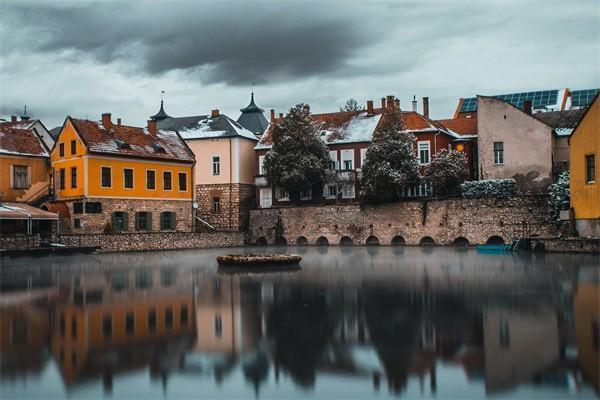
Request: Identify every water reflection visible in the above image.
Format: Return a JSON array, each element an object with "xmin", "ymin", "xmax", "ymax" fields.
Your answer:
[{"xmin": 0, "ymin": 247, "xmax": 598, "ymax": 399}]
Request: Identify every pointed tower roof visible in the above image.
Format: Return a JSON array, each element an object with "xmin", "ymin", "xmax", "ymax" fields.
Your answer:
[
  {"xmin": 150, "ymin": 100, "xmax": 171, "ymax": 121},
  {"xmin": 237, "ymin": 93, "xmax": 268, "ymax": 134}
]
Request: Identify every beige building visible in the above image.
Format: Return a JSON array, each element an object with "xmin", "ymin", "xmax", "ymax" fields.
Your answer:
[{"xmin": 154, "ymin": 104, "xmax": 258, "ymax": 231}]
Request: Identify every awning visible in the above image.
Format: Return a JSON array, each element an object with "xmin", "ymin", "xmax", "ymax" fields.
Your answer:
[{"xmin": 0, "ymin": 203, "xmax": 59, "ymax": 220}]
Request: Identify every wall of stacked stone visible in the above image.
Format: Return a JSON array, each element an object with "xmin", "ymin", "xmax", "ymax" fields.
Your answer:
[
  {"xmin": 249, "ymin": 195, "xmax": 561, "ymax": 246},
  {"xmin": 62, "ymin": 198, "xmax": 193, "ymax": 233},
  {"xmin": 0, "ymin": 234, "xmax": 41, "ymax": 250},
  {"xmin": 59, "ymin": 231, "xmax": 243, "ymax": 252},
  {"xmin": 196, "ymin": 183, "xmax": 255, "ymax": 231},
  {"xmin": 531, "ymin": 237, "xmax": 599, "ymax": 254}
]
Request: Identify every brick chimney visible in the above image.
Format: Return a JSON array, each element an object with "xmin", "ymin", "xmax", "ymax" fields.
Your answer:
[
  {"xmin": 270, "ymin": 109, "xmax": 275, "ymax": 122},
  {"xmin": 387, "ymin": 95, "xmax": 395, "ymax": 109},
  {"xmin": 395, "ymin": 99, "xmax": 400, "ymax": 110},
  {"xmin": 147, "ymin": 119, "xmax": 157, "ymax": 137},
  {"xmin": 11, "ymin": 115, "xmax": 17, "ymax": 123},
  {"xmin": 381, "ymin": 97, "xmax": 386, "ymax": 110},
  {"xmin": 523, "ymin": 100, "xmax": 532, "ymax": 115},
  {"xmin": 101, "ymin": 113, "xmax": 112, "ymax": 131},
  {"xmin": 367, "ymin": 100, "xmax": 374, "ymax": 115},
  {"xmin": 422, "ymin": 97, "xmax": 429, "ymax": 119},
  {"xmin": 211, "ymin": 109, "xmax": 220, "ymax": 118}
]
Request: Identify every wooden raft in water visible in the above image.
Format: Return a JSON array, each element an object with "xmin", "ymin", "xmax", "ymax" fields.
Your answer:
[{"xmin": 216, "ymin": 254, "xmax": 302, "ymax": 266}]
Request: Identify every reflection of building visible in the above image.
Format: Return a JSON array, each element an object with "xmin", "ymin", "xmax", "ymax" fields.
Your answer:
[
  {"xmin": 50, "ymin": 267, "xmax": 195, "ymax": 384},
  {"xmin": 574, "ymin": 281, "xmax": 599, "ymax": 393},
  {"xmin": 483, "ymin": 309, "xmax": 560, "ymax": 393}
]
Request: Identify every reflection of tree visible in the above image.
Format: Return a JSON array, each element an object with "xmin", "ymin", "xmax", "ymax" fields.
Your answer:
[
  {"xmin": 266, "ymin": 287, "xmax": 335, "ymax": 388},
  {"xmin": 243, "ymin": 351, "xmax": 270, "ymax": 397}
]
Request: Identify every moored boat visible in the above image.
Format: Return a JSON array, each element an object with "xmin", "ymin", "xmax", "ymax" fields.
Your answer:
[
  {"xmin": 476, "ymin": 244, "xmax": 511, "ymax": 253},
  {"xmin": 216, "ymin": 254, "xmax": 302, "ymax": 266}
]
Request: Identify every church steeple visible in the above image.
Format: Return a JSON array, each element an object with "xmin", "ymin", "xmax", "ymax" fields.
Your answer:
[{"xmin": 150, "ymin": 91, "xmax": 171, "ymax": 121}]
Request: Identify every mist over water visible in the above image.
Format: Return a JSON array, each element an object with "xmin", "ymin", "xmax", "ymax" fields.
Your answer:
[{"xmin": 1, "ymin": 247, "xmax": 598, "ymax": 399}]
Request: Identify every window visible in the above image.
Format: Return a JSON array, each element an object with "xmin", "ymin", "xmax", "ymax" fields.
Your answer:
[
  {"xmin": 258, "ymin": 155, "xmax": 266, "ymax": 175},
  {"xmin": 300, "ymin": 189, "xmax": 312, "ymax": 200},
  {"xmin": 102, "ymin": 315, "xmax": 112, "ymax": 339},
  {"xmin": 146, "ymin": 170, "xmax": 156, "ymax": 190},
  {"xmin": 163, "ymin": 171, "xmax": 172, "ymax": 190},
  {"xmin": 135, "ymin": 211, "xmax": 152, "ymax": 231},
  {"xmin": 73, "ymin": 202, "xmax": 83, "ymax": 214},
  {"xmin": 212, "ymin": 156, "xmax": 221, "ymax": 175},
  {"xmin": 586, "ymin": 154, "xmax": 596, "ymax": 183},
  {"xmin": 180, "ymin": 305, "xmax": 189, "ymax": 326},
  {"xmin": 160, "ymin": 212, "xmax": 176, "ymax": 230},
  {"xmin": 325, "ymin": 184, "xmax": 337, "ymax": 199},
  {"xmin": 494, "ymin": 142, "xmax": 504, "ymax": 164},
  {"xmin": 59, "ymin": 143, "xmax": 65, "ymax": 157},
  {"xmin": 112, "ymin": 271, "xmax": 128, "ymax": 291},
  {"xmin": 123, "ymin": 168, "xmax": 134, "ymax": 189},
  {"xmin": 499, "ymin": 320, "xmax": 510, "ymax": 348},
  {"xmin": 136, "ymin": 269, "xmax": 152, "ymax": 289},
  {"xmin": 212, "ymin": 197, "xmax": 221, "ymax": 213},
  {"xmin": 70, "ymin": 140, "xmax": 76, "ymax": 155},
  {"xmin": 418, "ymin": 141, "xmax": 430, "ymax": 165},
  {"xmin": 341, "ymin": 149, "xmax": 354, "ymax": 170},
  {"xmin": 342, "ymin": 184, "xmax": 355, "ymax": 199},
  {"xmin": 101, "ymin": 167, "xmax": 111, "ymax": 188},
  {"xmin": 178, "ymin": 172, "xmax": 187, "ymax": 191},
  {"xmin": 12, "ymin": 165, "xmax": 29, "ymax": 189},
  {"xmin": 73, "ymin": 218, "xmax": 81, "ymax": 229},
  {"xmin": 276, "ymin": 187, "xmax": 289, "ymax": 201},
  {"xmin": 85, "ymin": 201, "xmax": 102, "ymax": 213},
  {"xmin": 112, "ymin": 211, "xmax": 128, "ymax": 232},
  {"xmin": 165, "ymin": 307, "xmax": 173, "ymax": 330},
  {"xmin": 259, "ymin": 188, "xmax": 272, "ymax": 208},
  {"xmin": 70, "ymin": 167, "xmax": 77, "ymax": 189},
  {"xmin": 161, "ymin": 268, "xmax": 175, "ymax": 286},
  {"xmin": 125, "ymin": 312, "xmax": 134, "ymax": 336},
  {"xmin": 360, "ymin": 148, "xmax": 367, "ymax": 169},
  {"xmin": 214, "ymin": 315, "xmax": 222, "ymax": 338},
  {"xmin": 148, "ymin": 310, "xmax": 157, "ymax": 333},
  {"xmin": 329, "ymin": 151, "xmax": 339, "ymax": 170},
  {"xmin": 59, "ymin": 169, "xmax": 66, "ymax": 190}
]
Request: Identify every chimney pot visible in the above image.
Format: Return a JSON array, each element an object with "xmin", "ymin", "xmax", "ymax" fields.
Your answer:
[
  {"xmin": 270, "ymin": 109, "xmax": 275, "ymax": 122},
  {"xmin": 367, "ymin": 100, "xmax": 374, "ymax": 115},
  {"xmin": 211, "ymin": 109, "xmax": 220, "ymax": 118},
  {"xmin": 101, "ymin": 113, "xmax": 112, "ymax": 130},
  {"xmin": 422, "ymin": 97, "xmax": 430, "ymax": 119},
  {"xmin": 117, "ymin": 118, "xmax": 122, "ymax": 125},
  {"xmin": 395, "ymin": 99, "xmax": 400, "ymax": 110},
  {"xmin": 279, "ymin": 113, "xmax": 284, "ymax": 118},
  {"xmin": 147, "ymin": 119, "xmax": 157, "ymax": 136},
  {"xmin": 412, "ymin": 96, "xmax": 418, "ymax": 112},
  {"xmin": 381, "ymin": 97, "xmax": 386, "ymax": 110},
  {"xmin": 11, "ymin": 115, "xmax": 17, "ymax": 123},
  {"xmin": 387, "ymin": 95, "xmax": 395, "ymax": 109},
  {"xmin": 523, "ymin": 100, "xmax": 532, "ymax": 115}
]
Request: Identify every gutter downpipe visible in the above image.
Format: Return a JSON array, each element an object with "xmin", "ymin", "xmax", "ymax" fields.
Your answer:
[{"xmin": 229, "ymin": 138, "xmax": 233, "ymax": 231}]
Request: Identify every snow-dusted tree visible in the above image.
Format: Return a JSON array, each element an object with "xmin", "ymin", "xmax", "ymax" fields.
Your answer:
[
  {"xmin": 360, "ymin": 108, "xmax": 420, "ymax": 203},
  {"xmin": 548, "ymin": 171, "xmax": 569, "ymax": 221},
  {"xmin": 425, "ymin": 149, "xmax": 468, "ymax": 196},
  {"xmin": 340, "ymin": 98, "xmax": 363, "ymax": 112},
  {"xmin": 264, "ymin": 104, "xmax": 329, "ymax": 200}
]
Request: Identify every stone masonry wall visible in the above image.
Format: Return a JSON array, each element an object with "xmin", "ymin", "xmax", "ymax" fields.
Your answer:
[
  {"xmin": 196, "ymin": 183, "xmax": 254, "ymax": 231},
  {"xmin": 59, "ymin": 231, "xmax": 243, "ymax": 252},
  {"xmin": 249, "ymin": 195, "xmax": 560, "ymax": 246},
  {"xmin": 62, "ymin": 198, "xmax": 193, "ymax": 234},
  {"xmin": 0, "ymin": 234, "xmax": 41, "ymax": 250}
]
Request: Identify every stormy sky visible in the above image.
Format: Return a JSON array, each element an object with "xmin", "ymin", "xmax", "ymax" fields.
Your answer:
[{"xmin": 1, "ymin": 0, "xmax": 598, "ymax": 128}]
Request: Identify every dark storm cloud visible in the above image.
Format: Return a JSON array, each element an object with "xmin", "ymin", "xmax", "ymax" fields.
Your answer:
[{"xmin": 2, "ymin": 2, "xmax": 385, "ymax": 85}]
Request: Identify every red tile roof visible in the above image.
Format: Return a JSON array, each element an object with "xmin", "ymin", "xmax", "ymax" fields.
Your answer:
[
  {"xmin": 68, "ymin": 117, "xmax": 194, "ymax": 163},
  {"xmin": 0, "ymin": 121, "xmax": 49, "ymax": 157},
  {"xmin": 436, "ymin": 117, "xmax": 478, "ymax": 136}
]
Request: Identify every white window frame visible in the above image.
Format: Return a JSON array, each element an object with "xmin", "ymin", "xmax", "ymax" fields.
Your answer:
[
  {"xmin": 329, "ymin": 151, "xmax": 339, "ymax": 170},
  {"xmin": 101, "ymin": 166, "xmax": 112, "ymax": 188},
  {"xmin": 163, "ymin": 170, "xmax": 173, "ymax": 191},
  {"xmin": 12, "ymin": 165, "xmax": 30, "ymax": 189},
  {"xmin": 418, "ymin": 141, "xmax": 430, "ymax": 165},
  {"xmin": 258, "ymin": 155, "xmax": 266, "ymax": 175},
  {"xmin": 178, "ymin": 172, "xmax": 188, "ymax": 192},
  {"xmin": 494, "ymin": 142, "xmax": 504, "ymax": 165},
  {"xmin": 359, "ymin": 148, "xmax": 367, "ymax": 170},
  {"xmin": 276, "ymin": 187, "xmax": 290, "ymax": 201},
  {"xmin": 342, "ymin": 184, "xmax": 355, "ymax": 199},
  {"xmin": 324, "ymin": 184, "xmax": 337, "ymax": 199},
  {"xmin": 123, "ymin": 168, "xmax": 134, "ymax": 190},
  {"xmin": 259, "ymin": 188, "xmax": 272, "ymax": 208},
  {"xmin": 341, "ymin": 149, "xmax": 354, "ymax": 170},
  {"xmin": 212, "ymin": 155, "xmax": 221, "ymax": 176}
]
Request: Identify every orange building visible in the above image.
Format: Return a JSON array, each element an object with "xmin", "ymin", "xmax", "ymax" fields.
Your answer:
[{"xmin": 50, "ymin": 114, "xmax": 195, "ymax": 233}]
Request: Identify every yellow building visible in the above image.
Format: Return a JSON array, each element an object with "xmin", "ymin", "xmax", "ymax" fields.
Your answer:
[
  {"xmin": 50, "ymin": 114, "xmax": 195, "ymax": 233},
  {"xmin": 569, "ymin": 94, "xmax": 600, "ymax": 237},
  {"xmin": 0, "ymin": 117, "xmax": 54, "ymax": 203}
]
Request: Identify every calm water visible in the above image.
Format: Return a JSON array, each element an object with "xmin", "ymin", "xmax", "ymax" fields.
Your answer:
[{"xmin": 0, "ymin": 247, "xmax": 598, "ymax": 399}]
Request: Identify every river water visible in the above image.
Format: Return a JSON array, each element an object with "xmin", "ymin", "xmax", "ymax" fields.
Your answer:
[{"xmin": 0, "ymin": 246, "xmax": 598, "ymax": 399}]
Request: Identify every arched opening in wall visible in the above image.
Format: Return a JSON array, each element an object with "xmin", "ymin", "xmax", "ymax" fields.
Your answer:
[
  {"xmin": 255, "ymin": 237, "xmax": 267, "ymax": 246},
  {"xmin": 275, "ymin": 236, "xmax": 288, "ymax": 246},
  {"xmin": 419, "ymin": 236, "xmax": 435, "ymax": 246},
  {"xmin": 316, "ymin": 237, "xmax": 329, "ymax": 246},
  {"xmin": 339, "ymin": 236, "xmax": 354, "ymax": 246},
  {"xmin": 486, "ymin": 236, "xmax": 505, "ymax": 245},
  {"xmin": 365, "ymin": 236, "xmax": 380, "ymax": 246},
  {"xmin": 452, "ymin": 237, "xmax": 469, "ymax": 247},
  {"xmin": 296, "ymin": 236, "xmax": 308, "ymax": 246},
  {"xmin": 534, "ymin": 242, "xmax": 546, "ymax": 253},
  {"xmin": 391, "ymin": 236, "xmax": 406, "ymax": 246}
]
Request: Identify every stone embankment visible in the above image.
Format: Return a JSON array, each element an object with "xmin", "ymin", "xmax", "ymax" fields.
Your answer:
[{"xmin": 249, "ymin": 195, "xmax": 599, "ymax": 253}]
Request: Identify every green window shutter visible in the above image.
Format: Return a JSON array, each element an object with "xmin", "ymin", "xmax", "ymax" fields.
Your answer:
[
  {"xmin": 171, "ymin": 212, "xmax": 176, "ymax": 230},
  {"xmin": 147, "ymin": 212, "xmax": 153, "ymax": 231},
  {"xmin": 111, "ymin": 212, "xmax": 117, "ymax": 231},
  {"xmin": 135, "ymin": 213, "xmax": 140, "ymax": 231},
  {"xmin": 160, "ymin": 212, "xmax": 165, "ymax": 230}
]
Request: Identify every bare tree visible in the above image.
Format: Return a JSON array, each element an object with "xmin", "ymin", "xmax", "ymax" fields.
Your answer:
[{"xmin": 340, "ymin": 98, "xmax": 363, "ymax": 112}]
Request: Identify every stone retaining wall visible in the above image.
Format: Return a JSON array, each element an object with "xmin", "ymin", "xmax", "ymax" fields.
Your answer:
[
  {"xmin": 249, "ymin": 195, "xmax": 560, "ymax": 247},
  {"xmin": 531, "ymin": 237, "xmax": 600, "ymax": 254},
  {"xmin": 0, "ymin": 234, "xmax": 41, "ymax": 250},
  {"xmin": 59, "ymin": 231, "xmax": 243, "ymax": 252}
]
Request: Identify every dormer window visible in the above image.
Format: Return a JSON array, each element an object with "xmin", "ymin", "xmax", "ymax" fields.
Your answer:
[
  {"xmin": 151, "ymin": 144, "xmax": 166, "ymax": 153},
  {"xmin": 114, "ymin": 139, "xmax": 130, "ymax": 149}
]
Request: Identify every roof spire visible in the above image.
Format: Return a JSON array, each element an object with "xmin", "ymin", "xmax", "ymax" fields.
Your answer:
[
  {"xmin": 150, "ymin": 90, "xmax": 170, "ymax": 121},
  {"xmin": 20, "ymin": 104, "xmax": 31, "ymax": 121}
]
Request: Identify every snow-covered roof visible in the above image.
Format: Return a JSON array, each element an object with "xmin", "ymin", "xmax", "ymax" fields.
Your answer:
[
  {"xmin": 160, "ymin": 114, "xmax": 258, "ymax": 141},
  {"xmin": 554, "ymin": 128, "xmax": 573, "ymax": 137},
  {"xmin": 0, "ymin": 120, "xmax": 50, "ymax": 157},
  {"xmin": 322, "ymin": 112, "xmax": 382, "ymax": 144}
]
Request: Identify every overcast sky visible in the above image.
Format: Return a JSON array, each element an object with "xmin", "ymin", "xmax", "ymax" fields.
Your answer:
[{"xmin": 1, "ymin": 0, "xmax": 598, "ymax": 128}]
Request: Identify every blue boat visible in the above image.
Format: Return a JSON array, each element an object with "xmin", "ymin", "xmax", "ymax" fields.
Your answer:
[{"xmin": 476, "ymin": 244, "xmax": 511, "ymax": 253}]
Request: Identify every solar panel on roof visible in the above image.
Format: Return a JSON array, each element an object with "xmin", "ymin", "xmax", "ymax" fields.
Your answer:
[
  {"xmin": 460, "ymin": 89, "xmax": 560, "ymax": 113},
  {"xmin": 571, "ymin": 88, "xmax": 599, "ymax": 107}
]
